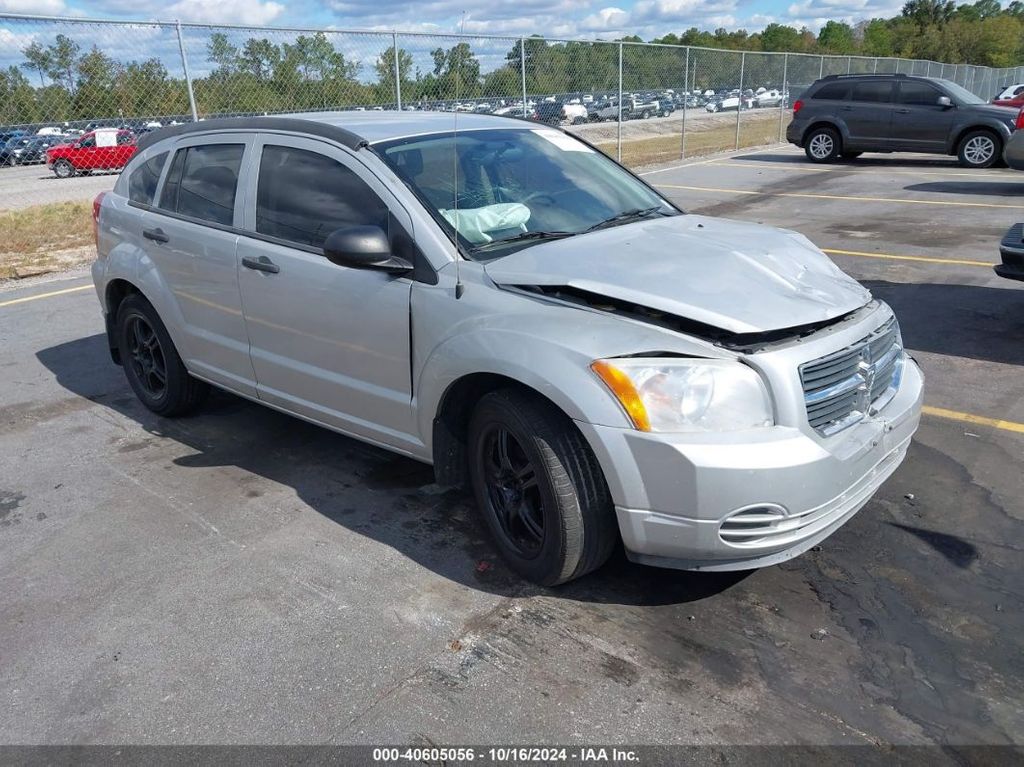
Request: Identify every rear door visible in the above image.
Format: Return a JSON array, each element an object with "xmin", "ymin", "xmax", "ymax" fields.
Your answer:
[
  {"xmin": 236, "ymin": 134, "xmax": 419, "ymax": 452},
  {"xmin": 890, "ymin": 79, "xmax": 956, "ymax": 151},
  {"xmin": 144, "ymin": 134, "xmax": 257, "ymax": 396},
  {"xmin": 842, "ymin": 80, "xmax": 895, "ymax": 148}
]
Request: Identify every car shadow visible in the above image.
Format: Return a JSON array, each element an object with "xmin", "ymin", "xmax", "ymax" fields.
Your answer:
[
  {"xmin": 733, "ymin": 151, "xmax": 1016, "ymax": 171},
  {"xmin": 36, "ymin": 333, "xmax": 749, "ymax": 608},
  {"xmin": 863, "ymin": 280, "xmax": 1024, "ymax": 366},
  {"xmin": 904, "ymin": 181, "xmax": 1024, "ymax": 197}
]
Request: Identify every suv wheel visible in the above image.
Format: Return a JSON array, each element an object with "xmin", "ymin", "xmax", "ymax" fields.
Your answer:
[
  {"xmin": 957, "ymin": 130, "xmax": 1001, "ymax": 168},
  {"xmin": 116, "ymin": 294, "xmax": 209, "ymax": 417},
  {"xmin": 468, "ymin": 389, "xmax": 617, "ymax": 586},
  {"xmin": 52, "ymin": 159, "xmax": 75, "ymax": 178},
  {"xmin": 805, "ymin": 126, "xmax": 841, "ymax": 163}
]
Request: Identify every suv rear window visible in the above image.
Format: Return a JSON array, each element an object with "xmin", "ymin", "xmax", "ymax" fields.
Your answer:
[
  {"xmin": 852, "ymin": 81, "xmax": 893, "ymax": 103},
  {"xmin": 813, "ymin": 82, "xmax": 850, "ymax": 101},
  {"xmin": 255, "ymin": 145, "xmax": 388, "ymax": 249},
  {"xmin": 128, "ymin": 151, "xmax": 167, "ymax": 205},
  {"xmin": 159, "ymin": 144, "xmax": 244, "ymax": 227}
]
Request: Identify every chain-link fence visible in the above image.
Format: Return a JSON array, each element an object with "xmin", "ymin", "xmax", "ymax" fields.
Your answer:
[{"xmin": 3, "ymin": 12, "xmax": 1024, "ymax": 170}]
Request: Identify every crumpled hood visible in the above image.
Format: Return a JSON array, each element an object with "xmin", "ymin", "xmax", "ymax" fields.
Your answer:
[{"xmin": 483, "ymin": 214, "xmax": 871, "ymax": 334}]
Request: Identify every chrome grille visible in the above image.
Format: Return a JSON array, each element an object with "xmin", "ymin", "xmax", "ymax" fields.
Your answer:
[{"xmin": 800, "ymin": 317, "xmax": 903, "ymax": 436}]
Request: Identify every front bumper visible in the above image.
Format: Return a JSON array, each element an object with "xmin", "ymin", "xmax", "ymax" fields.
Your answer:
[{"xmin": 576, "ymin": 358, "xmax": 924, "ymax": 571}]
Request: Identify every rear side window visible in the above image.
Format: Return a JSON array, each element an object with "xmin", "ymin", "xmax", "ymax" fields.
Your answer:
[
  {"xmin": 127, "ymin": 151, "xmax": 167, "ymax": 205},
  {"xmin": 255, "ymin": 145, "xmax": 388, "ymax": 249},
  {"xmin": 897, "ymin": 81, "xmax": 942, "ymax": 106},
  {"xmin": 852, "ymin": 81, "xmax": 893, "ymax": 103},
  {"xmin": 159, "ymin": 144, "xmax": 244, "ymax": 226},
  {"xmin": 813, "ymin": 82, "xmax": 850, "ymax": 101}
]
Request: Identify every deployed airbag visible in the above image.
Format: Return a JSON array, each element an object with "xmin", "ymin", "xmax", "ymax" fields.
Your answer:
[{"xmin": 440, "ymin": 203, "xmax": 531, "ymax": 244}]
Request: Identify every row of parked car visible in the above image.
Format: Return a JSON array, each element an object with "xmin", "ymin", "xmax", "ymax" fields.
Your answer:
[{"xmin": 0, "ymin": 127, "xmax": 139, "ymax": 177}]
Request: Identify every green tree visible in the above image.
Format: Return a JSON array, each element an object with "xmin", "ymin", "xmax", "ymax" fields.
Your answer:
[
  {"xmin": 817, "ymin": 21, "xmax": 856, "ymax": 53},
  {"xmin": 21, "ymin": 41, "xmax": 51, "ymax": 87},
  {"xmin": 760, "ymin": 24, "xmax": 804, "ymax": 52},
  {"xmin": 207, "ymin": 33, "xmax": 240, "ymax": 78}
]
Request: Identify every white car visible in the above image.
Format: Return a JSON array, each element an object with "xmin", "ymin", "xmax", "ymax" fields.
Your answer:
[
  {"xmin": 995, "ymin": 83, "xmax": 1024, "ymax": 100},
  {"xmin": 754, "ymin": 89, "xmax": 785, "ymax": 108}
]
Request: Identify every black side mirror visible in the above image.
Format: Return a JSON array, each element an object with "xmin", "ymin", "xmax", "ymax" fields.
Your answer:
[
  {"xmin": 322, "ymin": 225, "xmax": 413, "ymax": 274},
  {"xmin": 937, "ymin": 96, "xmax": 953, "ymax": 108}
]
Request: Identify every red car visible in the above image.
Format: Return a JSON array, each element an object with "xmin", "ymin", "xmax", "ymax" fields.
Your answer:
[{"xmin": 46, "ymin": 129, "xmax": 137, "ymax": 178}]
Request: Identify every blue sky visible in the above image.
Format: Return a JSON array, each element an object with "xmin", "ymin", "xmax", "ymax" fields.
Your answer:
[{"xmin": 0, "ymin": 0, "xmax": 906, "ymax": 37}]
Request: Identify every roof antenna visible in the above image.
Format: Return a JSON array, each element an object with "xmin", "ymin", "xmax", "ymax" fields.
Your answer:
[{"xmin": 453, "ymin": 9, "xmax": 467, "ymax": 299}]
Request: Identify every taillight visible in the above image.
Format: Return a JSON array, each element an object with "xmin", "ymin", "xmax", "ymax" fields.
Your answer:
[
  {"xmin": 793, "ymin": 99, "xmax": 804, "ymax": 115},
  {"xmin": 1016, "ymin": 107, "xmax": 1024, "ymax": 130},
  {"xmin": 92, "ymin": 191, "xmax": 107, "ymax": 250}
]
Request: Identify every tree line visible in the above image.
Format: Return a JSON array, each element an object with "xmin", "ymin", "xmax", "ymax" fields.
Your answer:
[{"xmin": 2, "ymin": 0, "xmax": 1022, "ymax": 127}]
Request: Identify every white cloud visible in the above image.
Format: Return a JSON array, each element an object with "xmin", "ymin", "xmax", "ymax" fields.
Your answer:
[
  {"xmin": 163, "ymin": 0, "xmax": 285, "ymax": 25},
  {"xmin": 0, "ymin": 0, "xmax": 68, "ymax": 12}
]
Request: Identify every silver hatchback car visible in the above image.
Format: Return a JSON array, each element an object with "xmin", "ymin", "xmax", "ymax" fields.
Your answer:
[{"xmin": 92, "ymin": 112, "xmax": 923, "ymax": 585}]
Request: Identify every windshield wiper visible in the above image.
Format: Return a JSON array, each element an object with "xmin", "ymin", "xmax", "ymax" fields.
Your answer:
[
  {"xmin": 470, "ymin": 230, "xmax": 575, "ymax": 252},
  {"xmin": 584, "ymin": 206, "xmax": 670, "ymax": 232}
]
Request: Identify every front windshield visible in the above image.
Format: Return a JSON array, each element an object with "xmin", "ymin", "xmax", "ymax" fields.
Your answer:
[
  {"xmin": 375, "ymin": 127, "xmax": 677, "ymax": 259},
  {"xmin": 938, "ymin": 79, "xmax": 985, "ymax": 105}
]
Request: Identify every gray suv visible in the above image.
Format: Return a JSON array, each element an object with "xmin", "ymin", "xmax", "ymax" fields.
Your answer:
[
  {"xmin": 787, "ymin": 73, "xmax": 1019, "ymax": 168},
  {"xmin": 91, "ymin": 112, "xmax": 923, "ymax": 585}
]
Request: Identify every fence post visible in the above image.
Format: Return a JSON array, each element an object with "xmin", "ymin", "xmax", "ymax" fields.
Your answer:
[
  {"xmin": 847, "ymin": 56, "xmax": 852, "ymax": 74},
  {"xmin": 873, "ymin": 58, "xmax": 878, "ymax": 74},
  {"xmin": 779, "ymin": 53, "xmax": 788, "ymax": 143},
  {"xmin": 681, "ymin": 47, "xmax": 689, "ymax": 160},
  {"xmin": 520, "ymin": 38, "xmax": 527, "ymax": 115},
  {"xmin": 175, "ymin": 20, "xmax": 199, "ymax": 122},
  {"xmin": 735, "ymin": 51, "xmax": 745, "ymax": 151},
  {"xmin": 819, "ymin": 57, "xmax": 824, "ymax": 79},
  {"xmin": 392, "ymin": 32, "xmax": 402, "ymax": 110},
  {"xmin": 617, "ymin": 41, "xmax": 623, "ymax": 162}
]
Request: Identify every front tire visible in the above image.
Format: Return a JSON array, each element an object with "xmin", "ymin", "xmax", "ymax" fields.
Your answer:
[
  {"xmin": 52, "ymin": 159, "xmax": 75, "ymax": 178},
  {"xmin": 468, "ymin": 389, "xmax": 617, "ymax": 586},
  {"xmin": 116, "ymin": 294, "xmax": 209, "ymax": 417},
  {"xmin": 957, "ymin": 130, "xmax": 1000, "ymax": 168},
  {"xmin": 804, "ymin": 126, "xmax": 841, "ymax": 163}
]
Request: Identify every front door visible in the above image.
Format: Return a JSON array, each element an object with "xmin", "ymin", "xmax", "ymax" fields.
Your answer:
[
  {"xmin": 890, "ymin": 79, "xmax": 958, "ymax": 151},
  {"xmin": 236, "ymin": 135, "xmax": 420, "ymax": 454}
]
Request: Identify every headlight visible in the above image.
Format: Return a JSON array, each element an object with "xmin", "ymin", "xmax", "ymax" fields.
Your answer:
[{"xmin": 591, "ymin": 358, "xmax": 774, "ymax": 433}]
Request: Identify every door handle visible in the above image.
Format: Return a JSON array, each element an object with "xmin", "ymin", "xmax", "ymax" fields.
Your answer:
[
  {"xmin": 840, "ymin": 106, "xmax": 854, "ymax": 111},
  {"xmin": 895, "ymin": 108, "xmax": 911, "ymax": 114},
  {"xmin": 242, "ymin": 255, "xmax": 280, "ymax": 274},
  {"xmin": 142, "ymin": 227, "xmax": 168, "ymax": 243}
]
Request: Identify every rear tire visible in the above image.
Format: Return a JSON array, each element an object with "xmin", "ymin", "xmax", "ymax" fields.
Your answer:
[
  {"xmin": 804, "ymin": 126, "xmax": 841, "ymax": 163},
  {"xmin": 957, "ymin": 129, "xmax": 1001, "ymax": 168},
  {"xmin": 116, "ymin": 293, "xmax": 209, "ymax": 417},
  {"xmin": 467, "ymin": 389, "xmax": 617, "ymax": 586}
]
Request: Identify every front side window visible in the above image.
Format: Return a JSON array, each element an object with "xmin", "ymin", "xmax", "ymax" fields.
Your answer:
[
  {"xmin": 852, "ymin": 81, "xmax": 893, "ymax": 103},
  {"xmin": 897, "ymin": 81, "xmax": 942, "ymax": 106},
  {"xmin": 255, "ymin": 145, "xmax": 389, "ymax": 249},
  {"xmin": 128, "ymin": 151, "xmax": 168, "ymax": 205},
  {"xmin": 159, "ymin": 144, "xmax": 244, "ymax": 226},
  {"xmin": 376, "ymin": 127, "xmax": 675, "ymax": 259},
  {"xmin": 79, "ymin": 135, "xmax": 96, "ymax": 148}
]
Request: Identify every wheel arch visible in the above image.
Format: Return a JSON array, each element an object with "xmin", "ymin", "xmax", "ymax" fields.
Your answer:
[
  {"xmin": 949, "ymin": 123, "xmax": 1004, "ymax": 155},
  {"xmin": 801, "ymin": 119, "xmax": 846, "ymax": 148}
]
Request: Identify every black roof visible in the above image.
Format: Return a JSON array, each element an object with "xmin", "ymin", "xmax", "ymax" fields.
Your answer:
[{"xmin": 136, "ymin": 116, "xmax": 366, "ymax": 153}]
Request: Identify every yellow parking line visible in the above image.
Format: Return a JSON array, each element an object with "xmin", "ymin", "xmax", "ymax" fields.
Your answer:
[
  {"xmin": 923, "ymin": 406, "xmax": 1024, "ymax": 435},
  {"xmin": 660, "ymin": 184, "xmax": 1024, "ymax": 209},
  {"xmin": 822, "ymin": 248, "xmax": 992, "ymax": 267},
  {"xmin": 0, "ymin": 284, "xmax": 91, "ymax": 308},
  {"xmin": 708, "ymin": 161, "xmax": 1007, "ymax": 179}
]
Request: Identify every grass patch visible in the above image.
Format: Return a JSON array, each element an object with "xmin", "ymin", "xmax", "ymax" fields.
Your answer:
[
  {"xmin": 599, "ymin": 112, "xmax": 789, "ymax": 168},
  {"xmin": 0, "ymin": 201, "xmax": 94, "ymax": 279}
]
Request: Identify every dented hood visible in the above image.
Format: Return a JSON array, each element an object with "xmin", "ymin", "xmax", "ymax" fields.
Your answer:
[{"xmin": 483, "ymin": 214, "xmax": 871, "ymax": 335}]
